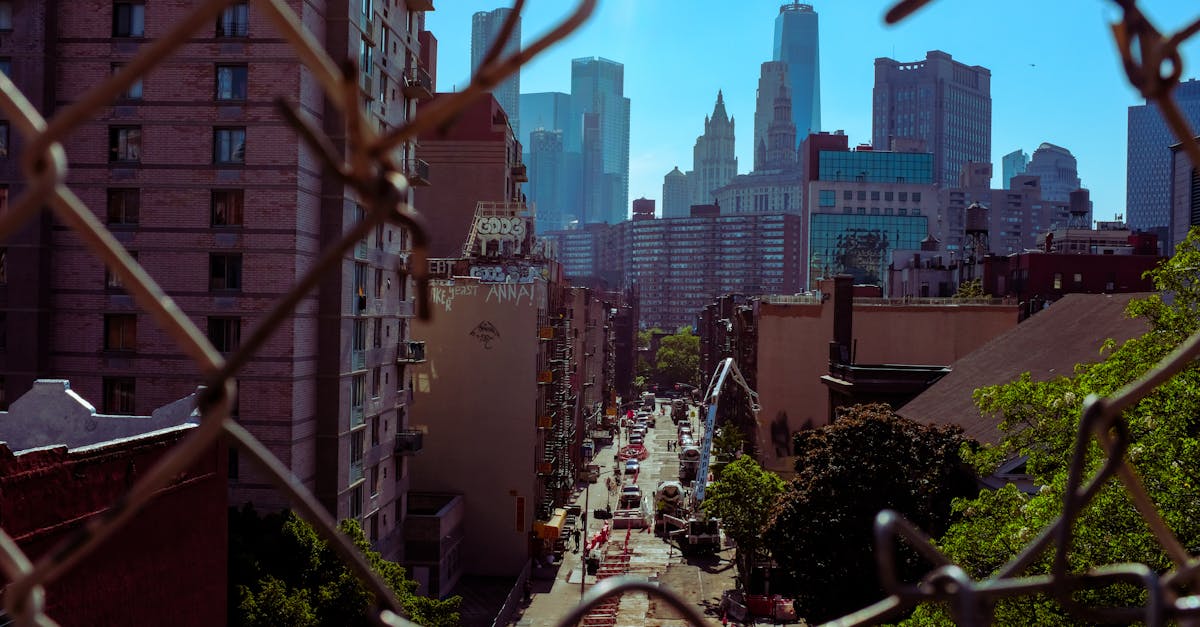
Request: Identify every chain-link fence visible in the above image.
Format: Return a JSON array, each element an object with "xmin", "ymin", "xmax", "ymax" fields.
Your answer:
[{"xmin": 1, "ymin": 0, "xmax": 1199, "ymax": 625}]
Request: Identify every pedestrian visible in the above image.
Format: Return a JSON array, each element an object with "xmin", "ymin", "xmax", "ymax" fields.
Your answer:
[{"xmin": 573, "ymin": 528, "xmax": 582, "ymax": 551}]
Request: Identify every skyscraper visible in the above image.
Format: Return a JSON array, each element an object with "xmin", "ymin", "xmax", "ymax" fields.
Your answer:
[
  {"xmin": 663, "ymin": 166, "xmax": 690, "ymax": 218},
  {"xmin": 754, "ymin": 61, "xmax": 790, "ymax": 171},
  {"xmin": 519, "ymin": 92, "xmax": 574, "ymax": 152},
  {"xmin": 1025, "ymin": 142, "xmax": 1081, "ymax": 202},
  {"xmin": 1128, "ymin": 78, "xmax": 1200, "ymax": 233},
  {"xmin": 571, "ymin": 57, "xmax": 631, "ymax": 224},
  {"xmin": 471, "ymin": 8, "xmax": 521, "ymax": 134},
  {"xmin": 1002, "ymin": 149, "xmax": 1028, "ymax": 189},
  {"xmin": 528, "ymin": 128, "xmax": 568, "ymax": 232},
  {"xmin": 872, "ymin": 50, "xmax": 991, "ymax": 189},
  {"xmin": 689, "ymin": 91, "xmax": 738, "ymax": 206},
  {"xmin": 773, "ymin": 2, "xmax": 820, "ymax": 143}
]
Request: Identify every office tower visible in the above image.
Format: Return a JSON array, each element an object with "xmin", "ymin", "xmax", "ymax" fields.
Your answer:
[
  {"xmin": 1002, "ymin": 149, "xmax": 1028, "ymax": 189},
  {"xmin": 471, "ymin": 8, "xmax": 521, "ymax": 133},
  {"xmin": 519, "ymin": 92, "xmax": 574, "ymax": 152},
  {"xmin": 1025, "ymin": 143, "xmax": 1081, "ymax": 202},
  {"xmin": 754, "ymin": 61, "xmax": 790, "ymax": 171},
  {"xmin": 528, "ymin": 128, "xmax": 569, "ymax": 232},
  {"xmin": 572, "ymin": 57, "xmax": 631, "ymax": 224},
  {"xmin": 663, "ymin": 166, "xmax": 690, "ymax": 218},
  {"xmin": 0, "ymin": 1, "xmax": 436, "ymax": 558},
  {"xmin": 1128, "ymin": 78, "xmax": 1200, "ymax": 233},
  {"xmin": 689, "ymin": 91, "xmax": 738, "ymax": 206},
  {"xmin": 873, "ymin": 50, "xmax": 991, "ymax": 189},
  {"xmin": 774, "ymin": 2, "xmax": 820, "ymax": 142}
]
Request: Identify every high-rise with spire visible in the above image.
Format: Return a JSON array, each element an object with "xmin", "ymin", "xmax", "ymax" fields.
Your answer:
[
  {"xmin": 471, "ymin": 8, "xmax": 521, "ymax": 134},
  {"xmin": 773, "ymin": 3, "xmax": 820, "ymax": 143},
  {"xmin": 689, "ymin": 91, "xmax": 738, "ymax": 206},
  {"xmin": 754, "ymin": 61, "xmax": 790, "ymax": 171},
  {"xmin": 761, "ymin": 75, "xmax": 798, "ymax": 171}
]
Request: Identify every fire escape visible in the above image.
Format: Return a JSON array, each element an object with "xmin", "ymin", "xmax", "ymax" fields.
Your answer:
[{"xmin": 535, "ymin": 308, "xmax": 576, "ymax": 519}]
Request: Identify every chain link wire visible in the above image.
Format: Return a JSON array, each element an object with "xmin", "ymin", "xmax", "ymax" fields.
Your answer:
[{"xmin": 1, "ymin": 0, "xmax": 1197, "ymax": 625}]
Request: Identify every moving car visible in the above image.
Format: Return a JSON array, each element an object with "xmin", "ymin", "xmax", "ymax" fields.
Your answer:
[{"xmin": 624, "ymin": 459, "xmax": 640, "ymax": 474}]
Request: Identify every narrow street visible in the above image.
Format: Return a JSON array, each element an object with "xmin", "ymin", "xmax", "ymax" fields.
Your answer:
[{"xmin": 513, "ymin": 399, "xmax": 737, "ymax": 626}]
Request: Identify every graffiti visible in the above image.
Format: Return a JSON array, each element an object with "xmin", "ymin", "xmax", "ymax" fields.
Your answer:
[
  {"xmin": 485, "ymin": 283, "xmax": 536, "ymax": 306},
  {"xmin": 470, "ymin": 321, "xmax": 501, "ymax": 349},
  {"xmin": 469, "ymin": 264, "xmax": 539, "ymax": 283},
  {"xmin": 431, "ymin": 283, "xmax": 479, "ymax": 312}
]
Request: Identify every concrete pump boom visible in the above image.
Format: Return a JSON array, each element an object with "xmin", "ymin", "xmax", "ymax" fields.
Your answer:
[{"xmin": 694, "ymin": 357, "xmax": 761, "ymax": 503}]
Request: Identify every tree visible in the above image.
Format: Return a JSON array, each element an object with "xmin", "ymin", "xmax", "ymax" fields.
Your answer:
[
  {"xmin": 230, "ymin": 507, "xmax": 461, "ymax": 627},
  {"xmin": 953, "ymin": 278, "xmax": 986, "ymax": 299},
  {"xmin": 764, "ymin": 405, "xmax": 977, "ymax": 622},
  {"xmin": 701, "ymin": 455, "xmax": 785, "ymax": 587},
  {"xmin": 655, "ymin": 326, "xmax": 699, "ymax": 388},
  {"xmin": 900, "ymin": 230, "xmax": 1200, "ymax": 625}
]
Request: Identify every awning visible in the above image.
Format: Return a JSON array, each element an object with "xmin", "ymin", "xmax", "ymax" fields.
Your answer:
[{"xmin": 534, "ymin": 508, "xmax": 567, "ymax": 540}]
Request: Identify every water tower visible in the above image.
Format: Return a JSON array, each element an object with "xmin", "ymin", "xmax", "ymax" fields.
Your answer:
[{"xmin": 963, "ymin": 201, "xmax": 989, "ymax": 281}]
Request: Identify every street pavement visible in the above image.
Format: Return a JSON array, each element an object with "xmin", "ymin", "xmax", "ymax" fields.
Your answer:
[{"xmin": 512, "ymin": 400, "xmax": 736, "ymax": 626}]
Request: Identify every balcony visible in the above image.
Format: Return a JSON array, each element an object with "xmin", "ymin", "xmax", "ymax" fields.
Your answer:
[
  {"xmin": 397, "ymin": 340, "xmax": 426, "ymax": 363},
  {"xmin": 405, "ymin": 0, "xmax": 434, "ymax": 10},
  {"xmin": 402, "ymin": 66, "xmax": 433, "ymax": 100},
  {"xmin": 403, "ymin": 158, "xmax": 430, "ymax": 186},
  {"xmin": 512, "ymin": 163, "xmax": 528, "ymax": 183},
  {"xmin": 395, "ymin": 429, "xmax": 424, "ymax": 455}
]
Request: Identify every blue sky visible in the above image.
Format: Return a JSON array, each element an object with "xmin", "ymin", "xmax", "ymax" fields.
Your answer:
[{"xmin": 426, "ymin": 1, "xmax": 1200, "ymax": 223}]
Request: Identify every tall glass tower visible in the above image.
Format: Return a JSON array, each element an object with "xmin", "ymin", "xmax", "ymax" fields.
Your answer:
[
  {"xmin": 1128, "ymin": 78, "xmax": 1200, "ymax": 233},
  {"xmin": 471, "ymin": 8, "xmax": 521, "ymax": 135},
  {"xmin": 571, "ymin": 57, "xmax": 631, "ymax": 224},
  {"xmin": 773, "ymin": 2, "xmax": 820, "ymax": 144}
]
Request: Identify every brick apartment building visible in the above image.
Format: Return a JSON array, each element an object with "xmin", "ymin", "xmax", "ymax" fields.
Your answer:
[{"xmin": 0, "ymin": 0, "xmax": 437, "ymax": 560}]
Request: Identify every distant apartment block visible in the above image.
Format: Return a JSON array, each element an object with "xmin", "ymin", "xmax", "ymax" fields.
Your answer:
[
  {"xmin": 0, "ymin": 1, "xmax": 435, "ymax": 559},
  {"xmin": 873, "ymin": 50, "xmax": 991, "ymax": 189},
  {"xmin": 938, "ymin": 163, "xmax": 1082, "ymax": 255}
]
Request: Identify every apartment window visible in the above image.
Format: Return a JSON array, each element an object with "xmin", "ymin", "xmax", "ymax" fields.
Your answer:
[
  {"xmin": 112, "ymin": 63, "xmax": 142, "ymax": 100},
  {"xmin": 375, "ymin": 223, "xmax": 385, "ymax": 249},
  {"xmin": 216, "ymin": 2, "xmax": 248, "ymax": 37},
  {"xmin": 207, "ymin": 316, "xmax": 241, "ymax": 353},
  {"xmin": 349, "ymin": 484, "xmax": 363, "ymax": 519},
  {"xmin": 351, "ymin": 429, "xmax": 365, "ymax": 466},
  {"xmin": 1074, "ymin": 273, "xmax": 1083, "ymax": 284},
  {"xmin": 374, "ymin": 268, "xmax": 384, "ymax": 298},
  {"xmin": 370, "ymin": 464, "xmax": 380, "ymax": 497},
  {"xmin": 371, "ymin": 366, "xmax": 381, "ymax": 398},
  {"xmin": 113, "ymin": 2, "xmax": 145, "ymax": 37},
  {"xmin": 856, "ymin": 191, "xmax": 866, "ymax": 201},
  {"xmin": 106, "ymin": 251, "xmax": 137, "ymax": 289},
  {"xmin": 354, "ymin": 262, "xmax": 368, "ymax": 311},
  {"xmin": 0, "ymin": 248, "xmax": 7, "ymax": 285},
  {"xmin": 103, "ymin": 377, "xmax": 136, "ymax": 414},
  {"xmin": 209, "ymin": 253, "xmax": 243, "ymax": 291},
  {"xmin": 912, "ymin": 192, "xmax": 922, "ymax": 202},
  {"xmin": 214, "ymin": 127, "xmax": 245, "ymax": 164},
  {"xmin": 1053, "ymin": 272, "xmax": 1063, "ymax": 290},
  {"xmin": 0, "ymin": 2, "xmax": 12, "ymax": 31},
  {"xmin": 352, "ymin": 373, "xmax": 366, "ymax": 411},
  {"xmin": 215, "ymin": 65, "xmax": 247, "ymax": 101},
  {"xmin": 359, "ymin": 37, "xmax": 374, "ymax": 75},
  {"xmin": 104, "ymin": 314, "xmax": 137, "ymax": 351},
  {"xmin": 885, "ymin": 191, "xmax": 894, "ymax": 201},
  {"xmin": 899, "ymin": 192, "xmax": 909, "ymax": 202},
  {"xmin": 871, "ymin": 191, "xmax": 880, "ymax": 201},
  {"xmin": 0, "ymin": 121, "xmax": 7, "ymax": 158},
  {"xmin": 211, "ymin": 189, "xmax": 244, "ymax": 226},
  {"xmin": 106, "ymin": 188, "xmax": 139, "ymax": 225},
  {"xmin": 368, "ymin": 512, "xmax": 379, "ymax": 543},
  {"xmin": 108, "ymin": 126, "xmax": 141, "ymax": 162},
  {"xmin": 372, "ymin": 318, "xmax": 382, "ymax": 348},
  {"xmin": 370, "ymin": 415, "xmax": 380, "ymax": 445},
  {"xmin": 842, "ymin": 190, "xmax": 852, "ymax": 200}
]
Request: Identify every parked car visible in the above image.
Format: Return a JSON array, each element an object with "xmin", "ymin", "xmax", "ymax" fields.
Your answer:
[
  {"xmin": 625, "ymin": 459, "xmax": 640, "ymax": 474},
  {"xmin": 629, "ymin": 435, "xmax": 644, "ymax": 446}
]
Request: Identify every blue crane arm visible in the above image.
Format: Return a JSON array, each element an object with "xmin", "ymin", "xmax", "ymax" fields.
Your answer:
[{"xmin": 694, "ymin": 357, "xmax": 760, "ymax": 503}]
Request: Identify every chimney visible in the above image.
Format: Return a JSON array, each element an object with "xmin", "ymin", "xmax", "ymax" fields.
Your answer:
[{"xmin": 829, "ymin": 274, "xmax": 854, "ymax": 365}]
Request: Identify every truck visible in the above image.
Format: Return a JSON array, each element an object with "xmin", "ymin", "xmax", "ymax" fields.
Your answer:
[
  {"xmin": 678, "ymin": 445, "xmax": 701, "ymax": 482},
  {"xmin": 641, "ymin": 391, "xmax": 656, "ymax": 410},
  {"xmin": 671, "ymin": 398, "xmax": 688, "ymax": 424}
]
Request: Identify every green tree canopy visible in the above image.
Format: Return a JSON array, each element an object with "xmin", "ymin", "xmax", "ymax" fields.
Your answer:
[
  {"xmin": 764, "ymin": 405, "xmax": 977, "ymax": 622},
  {"xmin": 701, "ymin": 455, "xmax": 786, "ymax": 587},
  {"xmin": 230, "ymin": 507, "xmax": 461, "ymax": 627},
  {"xmin": 655, "ymin": 326, "xmax": 699, "ymax": 388},
  {"xmin": 902, "ymin": 230, "xmax": 1200, "ymax": 625}
]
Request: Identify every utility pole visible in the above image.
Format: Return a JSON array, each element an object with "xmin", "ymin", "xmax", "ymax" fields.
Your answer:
[{"xmin": 580, "ymin": 475, "xmax": 590, "ymax": 600}]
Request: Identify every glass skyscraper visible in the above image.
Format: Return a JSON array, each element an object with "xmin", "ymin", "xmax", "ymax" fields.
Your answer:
[
  {"xmin": 571, "ymin": 57, "xmax": 631, "ymax": 225},
  {"xmin": 471, "ymin": 8, "xmax": 521, "ymax": 135},
  {"xmin": 1127, "ymin": 78, "xmax": 1200, "ymax": 232},
  {"xmin": 773, "ymin": 3, "xmax": 821, "ymax": 144},
  {"xmin": 1001, "ymin": 149, "xmax": 1028, "ymax": 190}
]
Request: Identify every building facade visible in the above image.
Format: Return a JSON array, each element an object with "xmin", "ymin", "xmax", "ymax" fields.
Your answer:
[
  {"xmin": 773, "ymin": 2, "xmax": 820, "ymax": 142},
  {"xmin": 754, "ymin": 61, "xmax": 791, "ymax": 171},
  {"xmin": 1128, "ymin": 78, "xmax": 1200, "ymax": 233},
  {"xmin": 689, "ymin": 91, "xmax": 739, "ymax": 207},
  {"xmin": 662, "ymin": 166, "xmax": 691, "ymax": 218},
  {"xmin": 1024, "ymin": 142, "xmax": 1082, "ymax": 202},
  {"xmin": 872, "ymin": 50, "xmax": 991, "ymax": 189},
  {"xmin": 1170, "ymin": 139, "xmax": 1200, "ymax": 254},
  {"xmin": 0, "ymin": 1, "xmax": 435, "ymax": 559},
  {"xmin": 471, "ymin": 7, "xmax": 520, "ymax": 134},
  {"xmin": 1001, "ymin": 148, "xmax": 1028, "ymax": 189},
  {"xmin": 937, "ymin": 164, "xmax": 1080, "ymax": 256}
]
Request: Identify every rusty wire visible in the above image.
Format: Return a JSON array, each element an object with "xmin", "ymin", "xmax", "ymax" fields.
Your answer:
[{"xmin": 0, "ymin": 0, "xmax": 595, "ymax": 625}]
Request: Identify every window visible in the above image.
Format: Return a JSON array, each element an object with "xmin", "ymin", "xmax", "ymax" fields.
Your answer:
[
  {"xmin": 103, "ymin": 377, "xmax": 136, "ymax": 414},
  {"xmin": 899, "ymin": 192, "xmax": 908, "ymax": 202},
  {"xmin": 0, "ymin": 121, "xmax": 8, "ymax": 158},
  {"xmin": 354, "ymin": 262, "xmax": 368, "ymax": 311},
  {"xmin": 214, "ymin": 127, "xmax": 245, "ymax": 164},
  {"xmin": 208, "ymin": 317, "xmax": 241, "ymax": 353},
  {"xmin": 1053, "ymin": 272, "xmax": 1063, "ymax": 290},
  {"xmin": 1073, "ymin": 273, "xmax": 1083, "ymax": 284},
  {"xmin": 0, "ymin": 313, "xmax": 6, "ymax": 351},
  {"xmin": 369, "ymin": 512, "xmax": 379, "ymax": 543},
  {"xmin": 112, "ymin": 63, "xmax": 142, "ymax": 100},
  {"xmin": 113, "ymin": 2, "xmax": 144, "ymax": 37},
  {"xmin": 372, "ymin": 318, "xmax": 382, "ymax": 348},
  {"xmin": 374, "ymin": 268, "xmax": 383, "ymax": 298},
  {"xmin": 856, "ymin": 191, "xmax": 866, "ymax": 201},
  {"xmin": 106, "ymin": 251, "xmax": 137, "ymax": 289},
  {"xmin": 912, "ymin": 192, "xmax": 922, "ymax": 202},
  {"xmin": 818, "ymin": 190, "xmax": 835, "ymax": 207},
  {"xmin": 0, "ymin": 248, "xmax": 6, "ymax": 285},
  {"xmin": 106, "ymin": 188, "xmax": 139, "ymax": 225},
  {"xmin": 370, "ymin": 464, "xmax": 380, "ymax": 497},
  {"xmin": 209, "ymin": 253, "xmax": 243, "ymax": 291},
  {"xmin": 349, "ymin": 484, "xmax": 363, "ymax": 519},
  {"xmin": 211, "ymin": 189, "xmax": 244, "ymax": 226},
  {"xmin": 352, "ymin": 373, "xmax": 365, "ymax": 411},
  {"xmin": 884, "ymin": 191, "xmax": 894, "ymax": 201},
  {"xmin": 109, "ymin": 126, "xmax": 141, "ymax": 162},
  {"xmin": 370, "ymin": 415, "xmax": 380, "ymax": 445},
  {"xmin": 0, "ymin": 2, "xmax": 12, "ymax": 31},
  {"xmin": 215, "ymin": 65, "xmax": 247, "ymax": 101},
  {"xmin": 216, "ymin": 2, "xmax": 248, "ymax": 37},
  {"xmin": 351, "ymin": 429, "xmax": 365, "ymax": 466},
  {"xmin": 371, "ymin": 366, "xmax": 381, "ymax": 398},
  {"xmin": 104, "ymin": 314, "xmax": 137, "ymax": 351},
  {"xmin": 871, "ymin": 191, "xmax": 880, "ymax": 201},
  {"xmin": 842, "ymin": 190, "xmax": 852, "ymax": 200}
]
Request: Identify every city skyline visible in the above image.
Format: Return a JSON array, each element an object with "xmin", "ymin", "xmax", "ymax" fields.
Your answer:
[{"xmin": 427, "ymin": 0, "xmax": 1200, "ymax": 224}]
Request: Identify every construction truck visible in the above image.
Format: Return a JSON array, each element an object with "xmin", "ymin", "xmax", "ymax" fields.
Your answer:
[
  {"xmin": 658, "ymin": 358, "xmax": 761, "ymax": 555},
  {"xmin": 671, "ymin": 398, "xmax": 688, "ymax": 424}
]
